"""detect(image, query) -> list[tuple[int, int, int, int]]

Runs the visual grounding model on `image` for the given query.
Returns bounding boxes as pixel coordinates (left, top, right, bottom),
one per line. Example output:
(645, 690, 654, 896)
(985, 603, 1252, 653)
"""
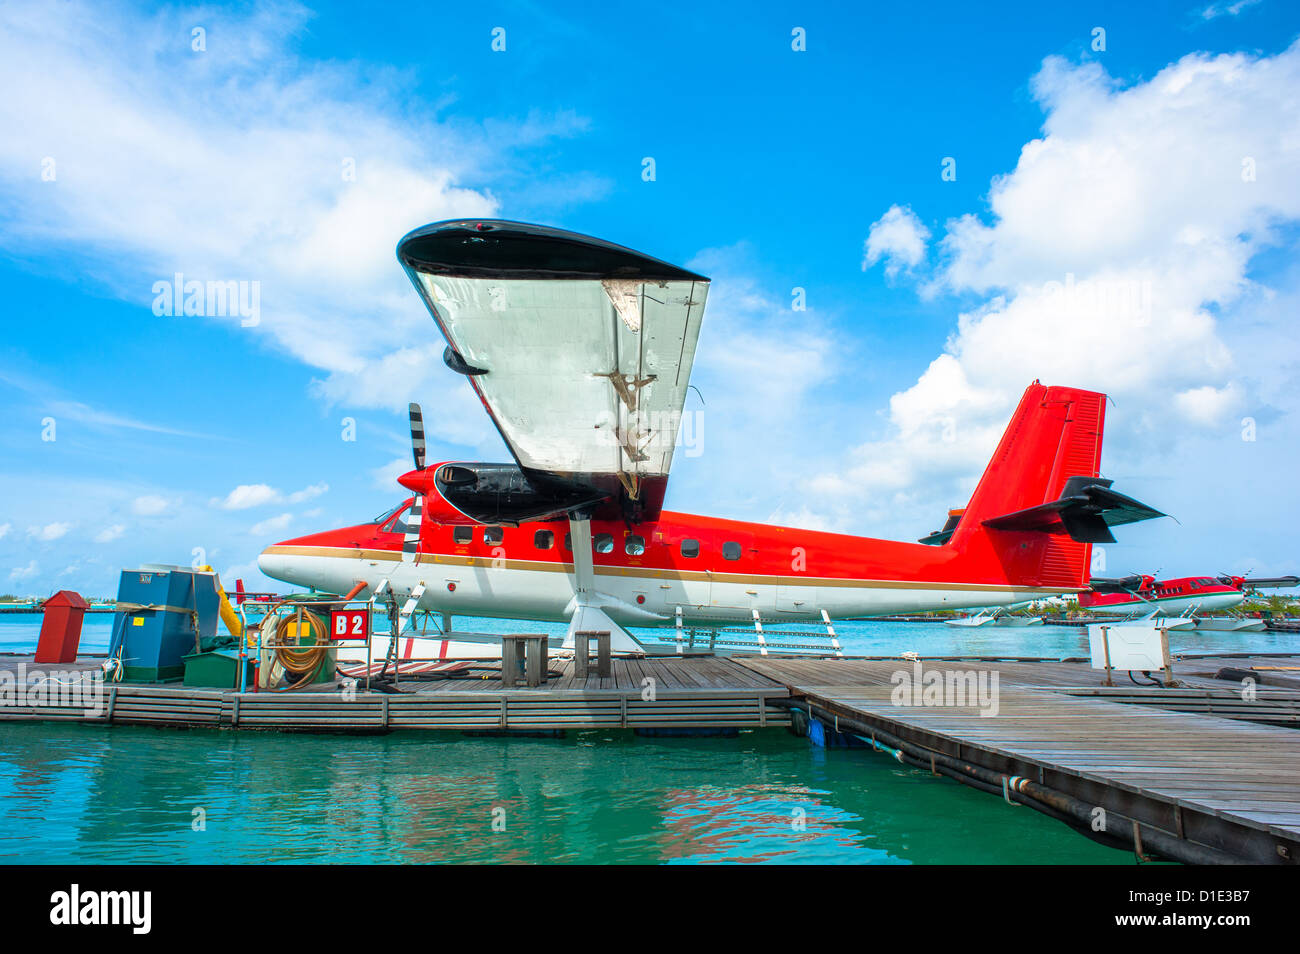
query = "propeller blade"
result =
(408, 402, 426, 471)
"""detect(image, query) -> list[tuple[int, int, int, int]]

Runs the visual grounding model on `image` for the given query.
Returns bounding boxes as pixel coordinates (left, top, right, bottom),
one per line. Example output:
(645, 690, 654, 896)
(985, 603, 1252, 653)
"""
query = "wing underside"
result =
(398, 220, 710, 521)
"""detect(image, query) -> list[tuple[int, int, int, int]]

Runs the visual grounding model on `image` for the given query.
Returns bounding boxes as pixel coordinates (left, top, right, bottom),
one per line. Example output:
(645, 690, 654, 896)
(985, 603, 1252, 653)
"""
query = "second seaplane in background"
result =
(1078, 573, 1299, 632)
(258, 219, 1167, 658)
(943, 604, 1045, 628)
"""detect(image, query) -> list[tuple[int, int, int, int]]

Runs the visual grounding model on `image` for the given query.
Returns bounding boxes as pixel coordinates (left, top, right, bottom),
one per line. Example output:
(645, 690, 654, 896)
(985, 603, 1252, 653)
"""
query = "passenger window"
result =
(534, 529, 554, 550)
(625, 534, 645, 556)
(594, 533, 614, 554)
(453, 526, 472, 544)
(564, 533, 572, 551)
(680, 538, 700, 559)
(722, 541, 742, 561)
(483, 526, 503, 545)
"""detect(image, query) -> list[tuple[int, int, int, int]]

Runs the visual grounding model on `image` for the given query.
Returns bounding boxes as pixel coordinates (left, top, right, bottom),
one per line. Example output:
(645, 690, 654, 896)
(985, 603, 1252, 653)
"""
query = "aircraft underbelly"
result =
(260, 552, 1065, 628)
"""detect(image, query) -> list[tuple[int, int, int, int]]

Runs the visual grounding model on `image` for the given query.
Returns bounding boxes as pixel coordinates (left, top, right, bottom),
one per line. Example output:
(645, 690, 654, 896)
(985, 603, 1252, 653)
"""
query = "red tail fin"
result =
(952, 382, 1106, 590)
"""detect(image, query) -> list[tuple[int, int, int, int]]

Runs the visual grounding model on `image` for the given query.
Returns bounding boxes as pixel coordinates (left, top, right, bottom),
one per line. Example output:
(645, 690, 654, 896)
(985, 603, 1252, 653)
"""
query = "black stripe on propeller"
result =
(409, 402, 426, 471)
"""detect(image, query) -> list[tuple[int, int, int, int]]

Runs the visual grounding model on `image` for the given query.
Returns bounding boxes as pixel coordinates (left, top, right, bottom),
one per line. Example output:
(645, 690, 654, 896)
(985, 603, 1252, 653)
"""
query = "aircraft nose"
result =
(257, 545, 288, 581)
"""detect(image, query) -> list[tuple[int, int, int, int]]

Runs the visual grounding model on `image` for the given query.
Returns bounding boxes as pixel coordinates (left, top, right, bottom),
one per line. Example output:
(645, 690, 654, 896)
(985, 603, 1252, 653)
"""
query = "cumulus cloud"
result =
(132, 495, 172, 516)
(94, 524, 126, 543)
(1199, 0, 1261, 19)
(249, 513, 293, 537)
(863, 205, 931, 278)
(212, 485, 279, 510)
(9, 561, 38, 581)
(28, 522, 71, 541)
(818, 42, 1300, 536)
(0, 523, 9, 540)
(211, 482, 327, 510)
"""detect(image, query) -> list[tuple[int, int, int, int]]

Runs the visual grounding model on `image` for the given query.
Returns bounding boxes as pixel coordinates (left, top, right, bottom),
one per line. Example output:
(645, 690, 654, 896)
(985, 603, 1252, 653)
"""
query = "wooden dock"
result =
(734, 654, 1300, 865)
(4, 649, 1300, 864)
(0, 654, 789, 732)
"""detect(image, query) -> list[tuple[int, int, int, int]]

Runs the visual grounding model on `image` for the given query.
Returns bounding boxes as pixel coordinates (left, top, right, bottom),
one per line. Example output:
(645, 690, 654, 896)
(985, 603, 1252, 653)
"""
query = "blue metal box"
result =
(109, 564, 220, 682)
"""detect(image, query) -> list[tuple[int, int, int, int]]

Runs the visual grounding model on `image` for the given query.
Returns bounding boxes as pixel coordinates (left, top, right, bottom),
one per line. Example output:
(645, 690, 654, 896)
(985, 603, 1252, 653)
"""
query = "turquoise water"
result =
(4, 613, 1295, 658)
(0, 617, 1292, 864)
(1, 722, 1132, 864)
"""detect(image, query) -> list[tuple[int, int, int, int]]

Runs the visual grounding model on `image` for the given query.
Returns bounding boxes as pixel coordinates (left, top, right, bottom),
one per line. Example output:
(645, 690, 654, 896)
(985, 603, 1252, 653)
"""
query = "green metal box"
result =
(182, 649, 253, 690)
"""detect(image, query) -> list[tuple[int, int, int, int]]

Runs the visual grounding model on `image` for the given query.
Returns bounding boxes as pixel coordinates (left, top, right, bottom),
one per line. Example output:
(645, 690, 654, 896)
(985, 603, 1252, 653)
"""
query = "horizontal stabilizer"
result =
(982, 476, 1165, 544)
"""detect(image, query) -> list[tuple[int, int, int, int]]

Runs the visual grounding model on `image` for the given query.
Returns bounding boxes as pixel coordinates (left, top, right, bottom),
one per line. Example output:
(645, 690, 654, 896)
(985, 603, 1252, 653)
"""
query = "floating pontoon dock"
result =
(3, 650, 1299, 864)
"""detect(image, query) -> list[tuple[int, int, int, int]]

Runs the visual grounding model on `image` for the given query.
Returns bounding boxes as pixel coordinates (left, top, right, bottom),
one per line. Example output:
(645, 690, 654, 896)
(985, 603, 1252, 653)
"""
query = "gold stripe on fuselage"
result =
(260, 544, 1080, 594)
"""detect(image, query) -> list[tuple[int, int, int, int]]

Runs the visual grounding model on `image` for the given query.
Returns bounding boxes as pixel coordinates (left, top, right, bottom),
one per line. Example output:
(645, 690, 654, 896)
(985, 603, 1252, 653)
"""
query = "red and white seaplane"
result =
(257, 220, 1165, 656)
(1079, 574, 1298, 632)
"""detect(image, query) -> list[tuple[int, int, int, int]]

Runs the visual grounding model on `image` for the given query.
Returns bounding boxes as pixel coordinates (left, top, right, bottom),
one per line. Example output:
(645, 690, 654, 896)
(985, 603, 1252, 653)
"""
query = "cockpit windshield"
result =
(370, 501, 408, 525)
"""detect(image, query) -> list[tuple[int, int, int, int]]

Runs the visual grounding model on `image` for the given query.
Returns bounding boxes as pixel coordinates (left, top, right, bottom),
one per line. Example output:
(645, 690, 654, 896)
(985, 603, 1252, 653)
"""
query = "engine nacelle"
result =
(398, 461, 606, 526)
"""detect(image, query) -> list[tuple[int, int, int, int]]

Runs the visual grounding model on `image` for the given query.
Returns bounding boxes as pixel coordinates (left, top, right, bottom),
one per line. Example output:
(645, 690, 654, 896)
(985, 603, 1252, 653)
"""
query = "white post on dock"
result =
(752, 609, 768, 656)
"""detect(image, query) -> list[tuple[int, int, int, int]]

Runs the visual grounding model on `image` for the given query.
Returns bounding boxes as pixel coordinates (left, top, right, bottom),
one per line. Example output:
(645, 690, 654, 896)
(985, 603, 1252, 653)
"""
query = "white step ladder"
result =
(822, 609, 843, 657)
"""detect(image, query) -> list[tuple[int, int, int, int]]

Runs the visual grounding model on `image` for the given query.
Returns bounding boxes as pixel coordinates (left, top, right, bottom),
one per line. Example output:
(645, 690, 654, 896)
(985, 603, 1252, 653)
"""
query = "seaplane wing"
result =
(398, 220, 710, 522)
(1235, 575, 1300, 589)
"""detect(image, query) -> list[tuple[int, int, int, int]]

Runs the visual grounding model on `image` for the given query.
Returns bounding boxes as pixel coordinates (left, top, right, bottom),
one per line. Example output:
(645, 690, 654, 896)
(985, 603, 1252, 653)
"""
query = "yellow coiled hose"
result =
(270, 606, 329, 690)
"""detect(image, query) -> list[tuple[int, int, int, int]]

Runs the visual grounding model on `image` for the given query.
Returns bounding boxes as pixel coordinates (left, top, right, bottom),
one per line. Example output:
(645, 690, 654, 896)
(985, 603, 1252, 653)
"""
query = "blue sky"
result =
(2, 0, 1299, 596)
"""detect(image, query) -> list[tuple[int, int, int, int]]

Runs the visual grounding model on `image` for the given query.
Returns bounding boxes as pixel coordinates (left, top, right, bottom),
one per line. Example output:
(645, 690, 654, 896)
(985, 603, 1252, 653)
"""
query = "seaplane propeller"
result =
(401, 402, 426, 564)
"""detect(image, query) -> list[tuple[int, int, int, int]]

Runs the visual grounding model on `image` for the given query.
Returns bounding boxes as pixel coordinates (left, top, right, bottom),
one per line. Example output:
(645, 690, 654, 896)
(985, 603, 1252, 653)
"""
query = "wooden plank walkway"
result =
(0, 654, 790, 732)
(733, 655, 1300, 864)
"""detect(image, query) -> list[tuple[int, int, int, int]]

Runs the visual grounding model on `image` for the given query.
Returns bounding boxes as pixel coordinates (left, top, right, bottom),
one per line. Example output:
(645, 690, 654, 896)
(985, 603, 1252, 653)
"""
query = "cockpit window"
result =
(371, 501, 408, 525)
(378, 501, 413, 534)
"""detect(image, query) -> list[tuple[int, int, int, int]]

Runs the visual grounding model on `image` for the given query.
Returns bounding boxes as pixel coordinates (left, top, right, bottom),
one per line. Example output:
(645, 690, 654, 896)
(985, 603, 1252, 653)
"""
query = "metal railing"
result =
(658, 608, 843, 657)
(237, 592, 380, 693)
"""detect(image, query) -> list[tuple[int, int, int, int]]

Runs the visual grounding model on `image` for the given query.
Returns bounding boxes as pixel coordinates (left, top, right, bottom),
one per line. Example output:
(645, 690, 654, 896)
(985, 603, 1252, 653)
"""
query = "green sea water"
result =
(0, 722, 1133, 864)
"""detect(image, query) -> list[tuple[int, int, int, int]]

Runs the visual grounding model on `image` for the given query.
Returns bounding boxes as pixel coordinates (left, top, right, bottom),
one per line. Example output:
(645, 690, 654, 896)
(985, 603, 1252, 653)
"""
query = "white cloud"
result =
(249, 513, 293, 537)
(9, 560, 38, 581)
(863, 205, 931, 278)
(94, 524, 126, 543)
(1199, 0, 1261, 20)
(28, 522, 71, 541)
(764, 507, 837, 533)
(210, 482, 327, 510)
(286, 483, 328, 504)
(0, 1, 594, 434)
(1173, 382, 1244, 426)
(816, 42, 1300, 538)
(0, 523, 9, 540)
(132, 495, 171, 516)
(211, 485, 280, 510)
